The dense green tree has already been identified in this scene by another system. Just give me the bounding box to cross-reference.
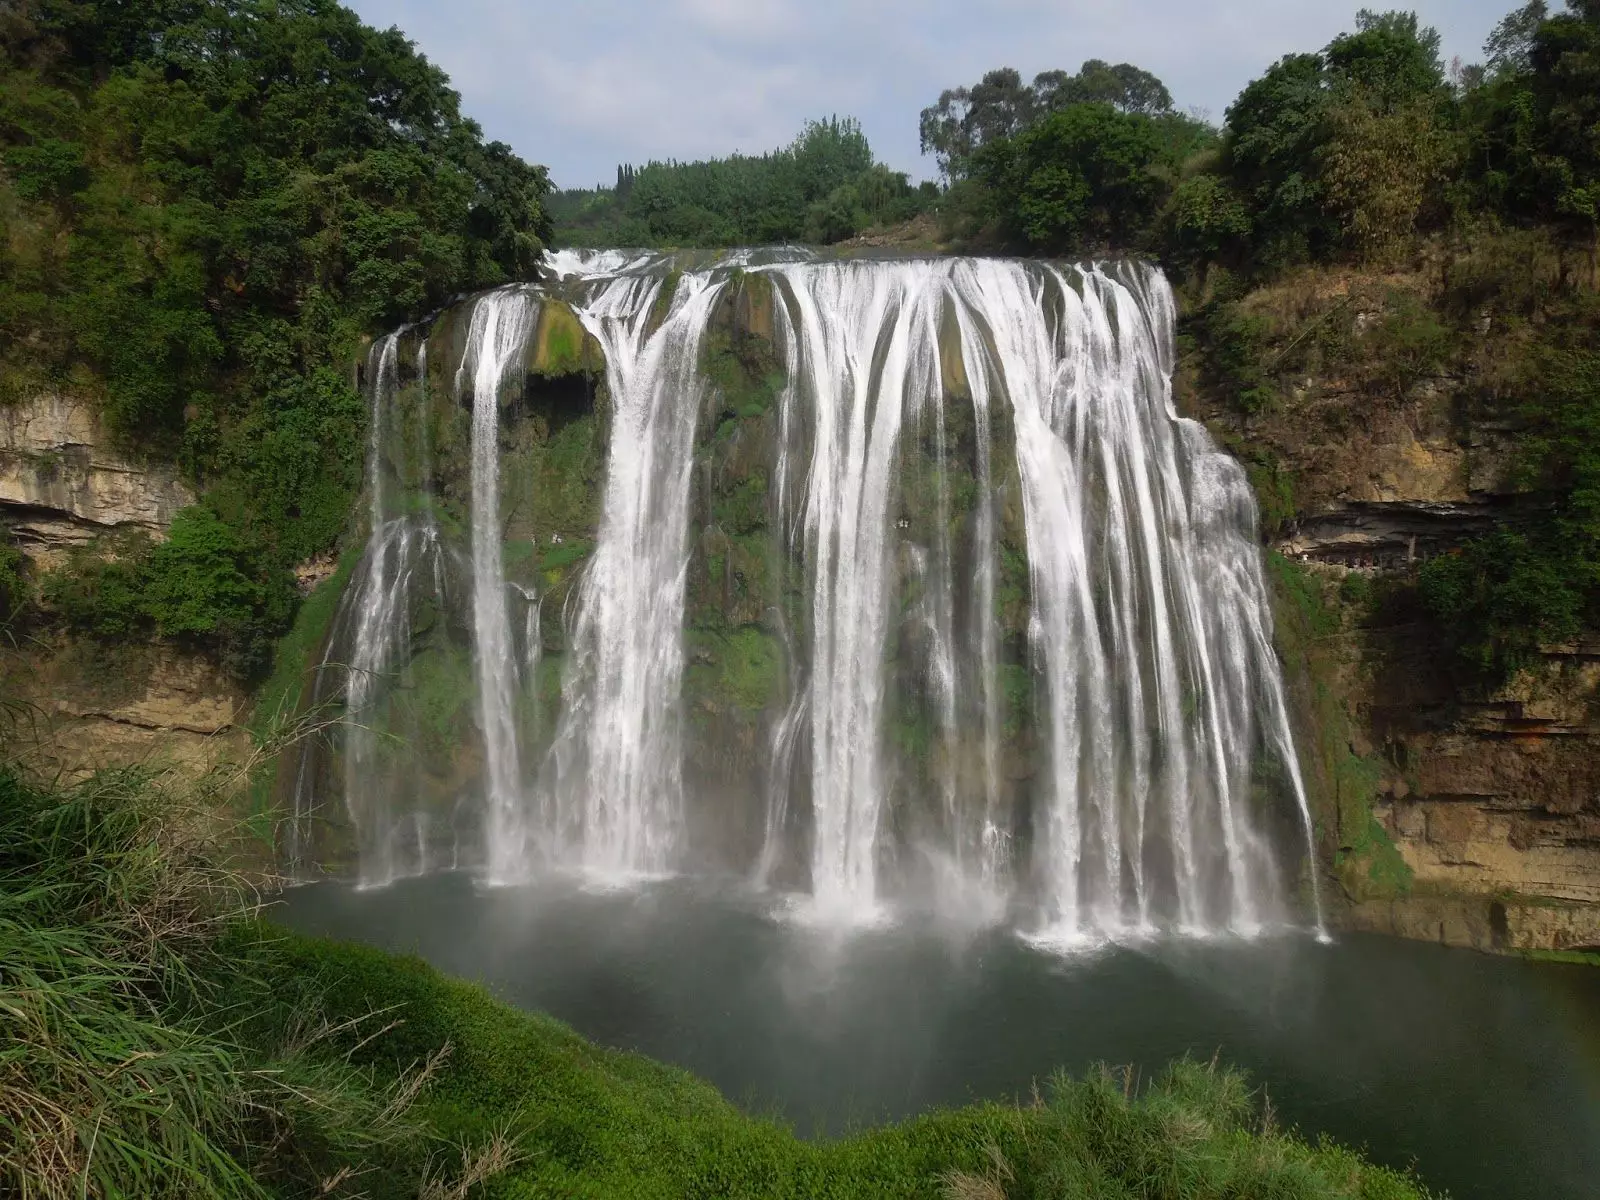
[1035,60,1175,115]
[973,104,1167,253]
[1484,0,1550,74]
[1162,174,1252,273]
[920,61,1179,182]
[1463,0,1600,253]
[0,0,553,680]
[1325,9,1446,107]
[1221,52,1338,264]
[1220,10,1448,266]
[918,68,1036,182]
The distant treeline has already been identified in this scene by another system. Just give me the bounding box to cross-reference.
[550,117,936,247]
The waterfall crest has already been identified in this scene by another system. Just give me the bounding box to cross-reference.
[290,251,1323,940]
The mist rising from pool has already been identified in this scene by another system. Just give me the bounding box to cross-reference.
[280,872,1600,1200]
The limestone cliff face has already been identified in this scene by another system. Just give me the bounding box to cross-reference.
[0,393,194,564]
[0,394,242,774]
[0,637,249,778]
[1181,278,1600,955]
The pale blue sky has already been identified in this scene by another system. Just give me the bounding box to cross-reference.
[346,0,1516,189]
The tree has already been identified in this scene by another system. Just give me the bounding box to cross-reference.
[1037,60,1174,115]
[549,116,920,248]
[1219,9,1447,267]
[975,104,1165,252]
[919,68,1035,181]
[1464,0,1600,257]
[1325,10,1446,109]
[1320,92,1449,256]
[1163,174,1252,272]
[920,61,1176,181]
[0,0,556,680]
[1485,0,1550,74]
[1223,52,1335,263]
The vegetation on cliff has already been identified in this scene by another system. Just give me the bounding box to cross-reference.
[1,755,1437,1199]
[0,0,552,680]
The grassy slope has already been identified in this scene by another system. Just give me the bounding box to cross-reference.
[1,760,1435,1198]
[251,929,1434,1200]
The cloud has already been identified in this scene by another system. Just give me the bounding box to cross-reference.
[676,0,799,43]
[347,0,1513,188]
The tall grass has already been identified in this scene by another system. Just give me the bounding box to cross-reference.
[0,766,456,1199]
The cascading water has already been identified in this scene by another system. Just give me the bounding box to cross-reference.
[769,263,943,916]
[456,288,539,882]
[296,250,1322,942]
[544,269,725,874]
[753,257,1318,935]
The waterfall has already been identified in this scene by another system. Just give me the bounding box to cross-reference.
[544,270,726,875]
[456,288,539,882]
[304,251,1324,942]
[768,262,944,917]
[955,305,1006,888]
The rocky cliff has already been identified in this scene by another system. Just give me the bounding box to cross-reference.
[0,393,194,564]
[1180,265,1600,954]
[0,393,245,774]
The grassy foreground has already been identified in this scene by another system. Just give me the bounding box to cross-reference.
[0,765,1435,1199]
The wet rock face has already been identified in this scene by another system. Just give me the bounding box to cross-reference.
[0,392,194,563]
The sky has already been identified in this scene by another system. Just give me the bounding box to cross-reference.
[345,0,1518,190]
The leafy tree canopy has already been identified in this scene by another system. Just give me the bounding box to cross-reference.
[0,0,552,680]
[920,61,1178,181]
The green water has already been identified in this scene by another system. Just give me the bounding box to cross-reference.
[280,873,1600,1199]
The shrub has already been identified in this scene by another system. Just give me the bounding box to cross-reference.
[41,550,151,641]
[0,544,29,626]
[1362,291,1455,396]
[1191,301,1276,413]
[40,507,297,684]
[1419,532,1584,675]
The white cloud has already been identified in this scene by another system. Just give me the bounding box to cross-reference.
[348,0,1514,188]
[676,0,799,43]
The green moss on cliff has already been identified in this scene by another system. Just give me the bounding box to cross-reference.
[715,476,769,537]
[686,627,782,713]
[649,267,683,330]
[1266,552,1413,904]
[531,302,603,377]
[400,646,477,761]
[251,550,360,735]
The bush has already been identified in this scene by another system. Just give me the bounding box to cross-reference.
[1419,532,1585,675]
[40,507,297,684]
[41,549,151,641]
[1190,300,1276,413]
[0,544,29,626]
[1363,292,1455,396]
